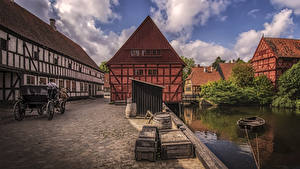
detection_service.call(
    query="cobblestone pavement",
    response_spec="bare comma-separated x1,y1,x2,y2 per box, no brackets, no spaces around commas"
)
0,98,204,169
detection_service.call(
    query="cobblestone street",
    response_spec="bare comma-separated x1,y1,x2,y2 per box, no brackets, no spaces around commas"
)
0,98,203,169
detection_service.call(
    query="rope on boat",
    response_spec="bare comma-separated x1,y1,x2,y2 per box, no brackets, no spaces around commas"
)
245,128,260,169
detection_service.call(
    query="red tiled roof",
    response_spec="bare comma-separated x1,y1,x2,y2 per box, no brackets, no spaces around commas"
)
218,63,235,80
187,66,222,86
0,0,100,70
264,37,300,58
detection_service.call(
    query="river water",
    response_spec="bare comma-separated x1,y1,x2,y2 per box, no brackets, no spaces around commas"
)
179,105,300,169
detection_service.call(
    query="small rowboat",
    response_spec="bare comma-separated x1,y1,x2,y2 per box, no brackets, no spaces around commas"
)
237,116,265,130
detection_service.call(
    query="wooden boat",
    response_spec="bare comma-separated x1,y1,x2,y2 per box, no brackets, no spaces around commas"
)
237,116,265,130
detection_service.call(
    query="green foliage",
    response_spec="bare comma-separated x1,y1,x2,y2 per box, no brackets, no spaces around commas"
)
278,61,300,100
200,75,274,105
212,56,225,69
99,61,109,73
254,75,275,105
272,61,300,109
232,63,254,87
180,56,195,81
272,96,295,109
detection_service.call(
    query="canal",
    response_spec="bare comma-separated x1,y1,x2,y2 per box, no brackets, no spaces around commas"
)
179,105,300,169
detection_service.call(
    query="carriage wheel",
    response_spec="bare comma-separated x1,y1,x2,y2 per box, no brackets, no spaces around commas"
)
13,101,25,121
47,101,55,120
60,101,66,114
38,105,46,116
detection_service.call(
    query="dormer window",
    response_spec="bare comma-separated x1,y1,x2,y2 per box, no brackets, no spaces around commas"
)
131,49,139,56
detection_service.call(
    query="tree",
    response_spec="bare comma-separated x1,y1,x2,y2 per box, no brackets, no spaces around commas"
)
181,56,195,81
231,63,254,87
99,61,109,73
278,61,300,100
254,75,274,105
212,56,225,69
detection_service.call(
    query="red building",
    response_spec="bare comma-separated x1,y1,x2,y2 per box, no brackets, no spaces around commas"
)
251,37,300,86
106,16,185,103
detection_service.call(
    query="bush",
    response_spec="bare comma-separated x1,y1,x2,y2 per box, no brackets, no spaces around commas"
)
254,75,275,105
272,96,295,109
232,63,254,87
278,61,300,100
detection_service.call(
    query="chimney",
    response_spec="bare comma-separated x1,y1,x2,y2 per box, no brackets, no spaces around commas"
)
49,18,56,30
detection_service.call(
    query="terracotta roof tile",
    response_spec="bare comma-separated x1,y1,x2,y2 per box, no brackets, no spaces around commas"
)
264,37,300,58
0,0,100,70
218,63,235,80
187,66,222,86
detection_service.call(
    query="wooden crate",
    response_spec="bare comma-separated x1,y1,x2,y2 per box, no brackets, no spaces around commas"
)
159,129,194,160
135,126,158,161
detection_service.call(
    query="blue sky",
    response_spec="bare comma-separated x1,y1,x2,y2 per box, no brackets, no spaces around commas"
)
15,0,300,65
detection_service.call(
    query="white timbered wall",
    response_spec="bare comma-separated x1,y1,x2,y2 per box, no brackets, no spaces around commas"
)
0,28,104,101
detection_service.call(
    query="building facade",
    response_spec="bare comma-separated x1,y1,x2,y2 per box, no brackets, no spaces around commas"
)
106,16,185,103
251,37,300,86
0,0,104,102
184,63,235,96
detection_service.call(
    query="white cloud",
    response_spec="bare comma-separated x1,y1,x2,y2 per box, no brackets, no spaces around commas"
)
171,39,235,66
151,0,230,40
52,0,136,64
234,9,294,61
17,0,136,65
247,9,260,18
15,0,51,22
270,0,300,15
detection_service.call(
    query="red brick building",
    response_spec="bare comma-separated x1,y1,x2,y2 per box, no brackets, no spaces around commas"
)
251,37,300,86
106,16,185,103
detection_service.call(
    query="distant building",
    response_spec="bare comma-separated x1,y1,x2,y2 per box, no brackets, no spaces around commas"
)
251,37,300,86
0,0,104,102
106,16,185,103
103,73,110,98
184,63,235,95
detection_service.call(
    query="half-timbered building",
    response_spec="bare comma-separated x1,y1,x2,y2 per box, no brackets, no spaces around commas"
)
0,0,104,102
106,16,185,103
251,37,300,86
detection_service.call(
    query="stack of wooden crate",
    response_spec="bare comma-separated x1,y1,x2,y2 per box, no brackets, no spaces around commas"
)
159,129,194,160
135,125,159,161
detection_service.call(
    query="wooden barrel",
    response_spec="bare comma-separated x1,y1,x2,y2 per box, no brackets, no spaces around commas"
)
125,103,137,118
153,113,172,130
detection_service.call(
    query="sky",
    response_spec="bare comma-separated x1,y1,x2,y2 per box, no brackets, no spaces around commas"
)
15,0,300,66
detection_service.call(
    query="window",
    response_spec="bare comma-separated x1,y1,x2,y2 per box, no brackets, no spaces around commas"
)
54,58,58,65
59,80,64,88
26,75,35,85
34,51,39,60
79,66,82,72
84,83,88,92
49,78,56,83
39,77,47,85
186,87,191,92
0,38,8,50
148,69,157,75
72,81,76,91
66,80,71,90
80,82,84,92
130,49,139,56
134,69,143,76
145,49,151,55
68,62,72,69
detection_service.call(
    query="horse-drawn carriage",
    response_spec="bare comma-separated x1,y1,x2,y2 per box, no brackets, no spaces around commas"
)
13,85,68,121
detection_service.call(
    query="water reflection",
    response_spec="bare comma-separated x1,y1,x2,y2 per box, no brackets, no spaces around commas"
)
180,105,300,169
